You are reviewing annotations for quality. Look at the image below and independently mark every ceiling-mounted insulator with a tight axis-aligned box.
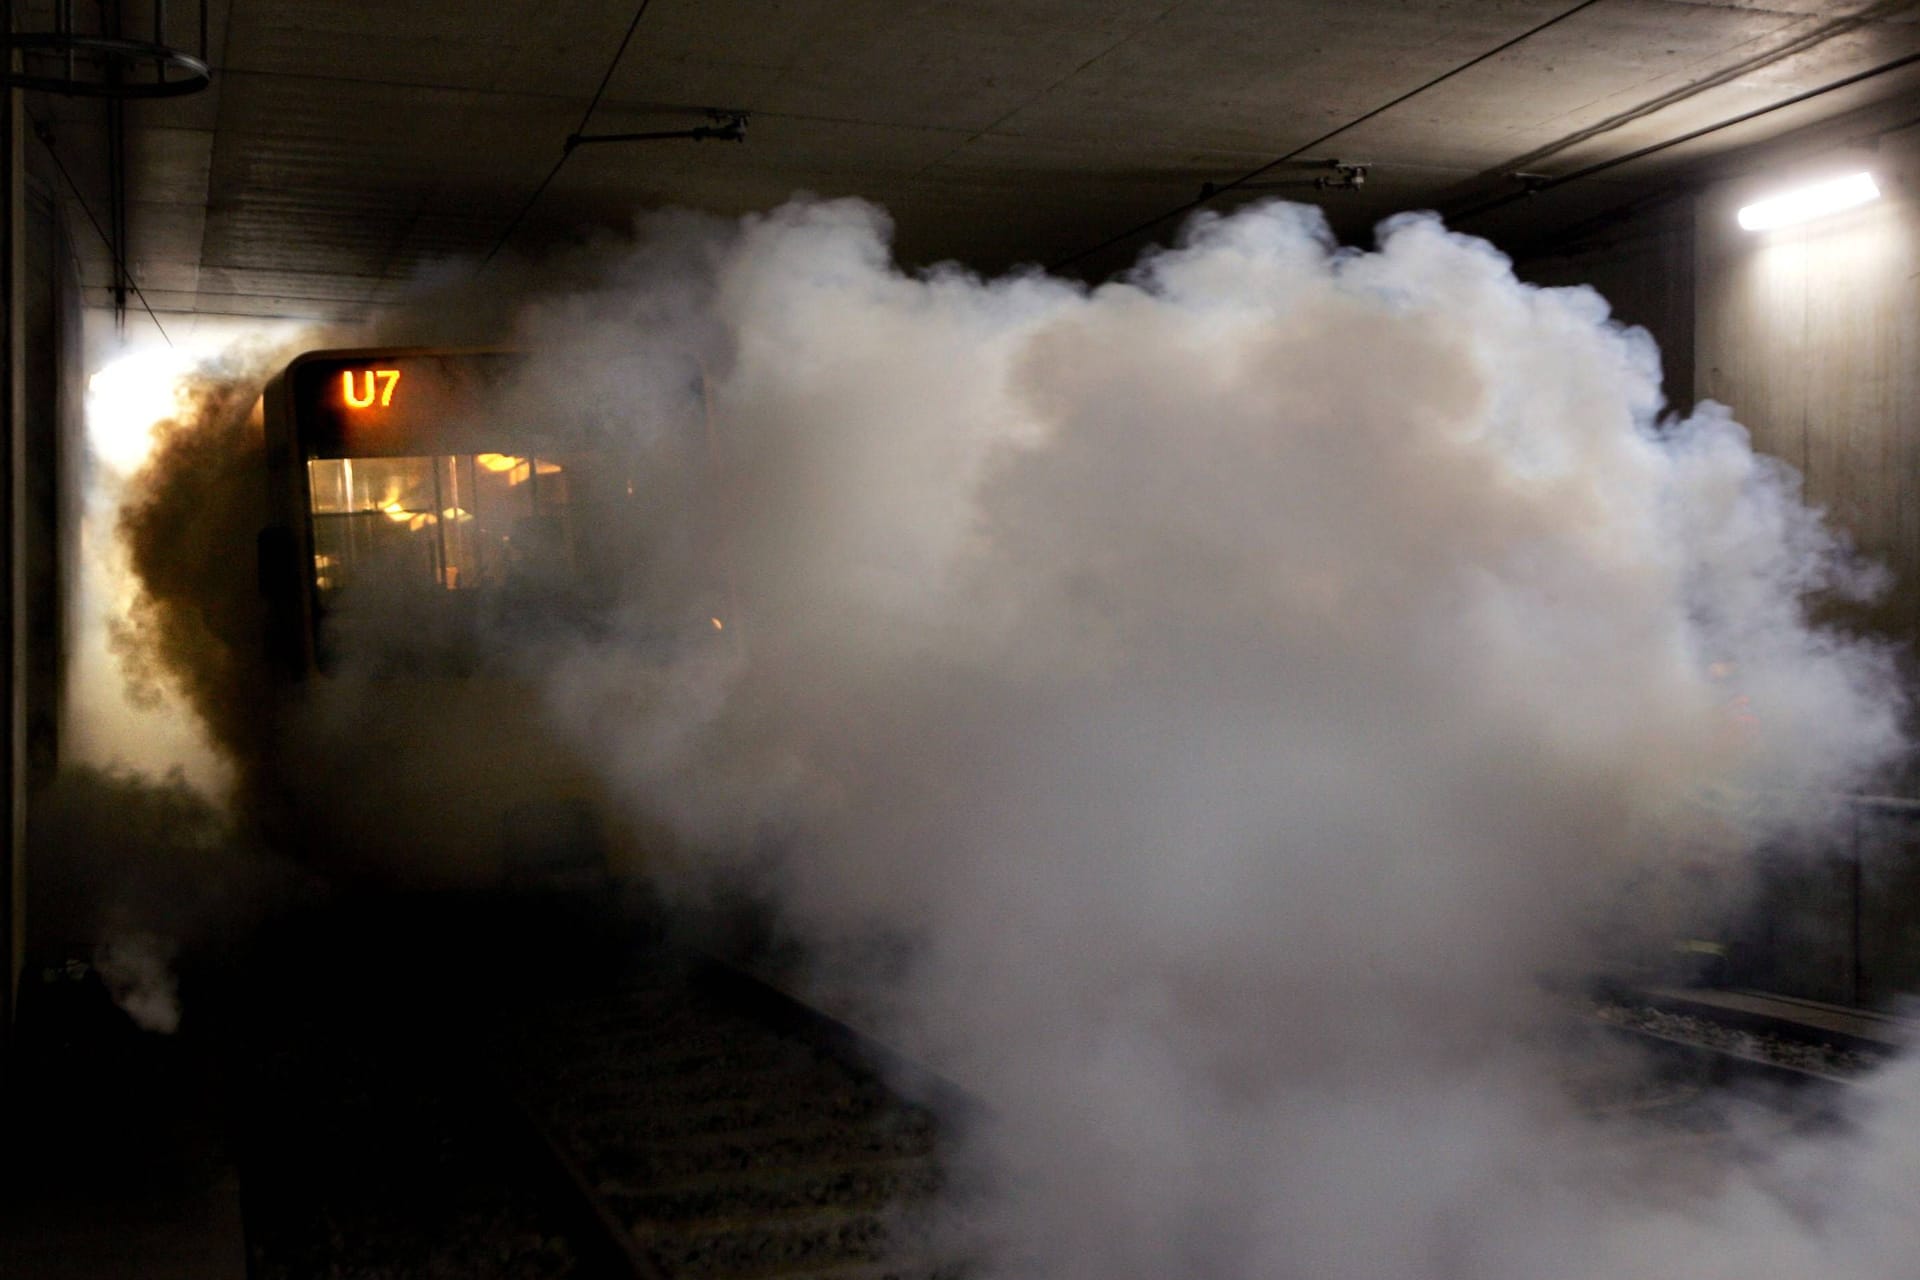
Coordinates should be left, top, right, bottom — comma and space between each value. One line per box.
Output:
1315, 161, 1369, 191
4, 0, 211, 98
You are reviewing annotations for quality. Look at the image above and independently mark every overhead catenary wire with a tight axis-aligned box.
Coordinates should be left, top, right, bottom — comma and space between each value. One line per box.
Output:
1452, 45, 1920, 223
28, 111, 170, 345
1490, 0, 1920, 182
1049, 0, 1610, 272
481, 0, 656, 267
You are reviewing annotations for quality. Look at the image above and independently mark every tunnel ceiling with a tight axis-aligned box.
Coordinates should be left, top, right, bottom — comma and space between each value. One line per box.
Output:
28, 0, 1920, 322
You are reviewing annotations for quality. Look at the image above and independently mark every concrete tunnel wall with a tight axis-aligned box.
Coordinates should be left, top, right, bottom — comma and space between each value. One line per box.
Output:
1697, 133, 1920, 653
1694, 135, 1920, 1005
1525, 137, 1920, 1004
1523, 136, 1920, 697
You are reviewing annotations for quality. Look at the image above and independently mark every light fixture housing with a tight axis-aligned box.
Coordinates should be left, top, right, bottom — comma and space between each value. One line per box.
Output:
1738, 172, 1880, 231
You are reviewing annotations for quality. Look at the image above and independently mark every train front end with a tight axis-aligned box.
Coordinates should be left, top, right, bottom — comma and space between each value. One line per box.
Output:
256, 348, 680, 889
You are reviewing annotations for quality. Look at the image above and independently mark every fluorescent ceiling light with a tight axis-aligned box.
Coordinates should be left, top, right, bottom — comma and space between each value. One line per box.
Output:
1738, 172, 1880, 231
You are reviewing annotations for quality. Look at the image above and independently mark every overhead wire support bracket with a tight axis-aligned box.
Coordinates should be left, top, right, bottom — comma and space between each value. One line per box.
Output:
566, 112, 747, 154
1198, 159, 1369, 201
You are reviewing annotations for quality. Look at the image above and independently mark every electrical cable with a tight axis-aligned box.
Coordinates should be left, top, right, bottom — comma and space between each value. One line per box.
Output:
1453, 46, 1920, 223
1050, 0, 1609, 272
28, 111, 170, 345
482, 0, 655, 267
1493, 0, 1919, 181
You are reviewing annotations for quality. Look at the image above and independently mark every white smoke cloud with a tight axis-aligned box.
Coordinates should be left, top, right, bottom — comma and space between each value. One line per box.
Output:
496, 197, 1907, 1277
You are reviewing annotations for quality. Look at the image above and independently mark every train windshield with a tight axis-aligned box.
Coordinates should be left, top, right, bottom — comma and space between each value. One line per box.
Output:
307, 452, 575, 598
303, 446, 594, 671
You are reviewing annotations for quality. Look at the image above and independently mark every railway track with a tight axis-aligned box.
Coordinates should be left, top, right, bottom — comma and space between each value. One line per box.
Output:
1592, 988, 1887, 1095
223, 900, 972, 1280
228, 941, 601, 1279
504, 953, 972, 1280
1561, 986, 1880, 1156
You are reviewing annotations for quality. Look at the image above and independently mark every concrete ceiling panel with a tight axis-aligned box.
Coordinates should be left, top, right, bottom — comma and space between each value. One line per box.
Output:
220, 0, 581, 89
126, 126, 216, 201
63, 0, 1920, 318
126, 199, 209, 260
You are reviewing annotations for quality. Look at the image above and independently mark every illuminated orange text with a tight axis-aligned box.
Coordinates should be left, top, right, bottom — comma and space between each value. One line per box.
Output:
342, 368, 401, 409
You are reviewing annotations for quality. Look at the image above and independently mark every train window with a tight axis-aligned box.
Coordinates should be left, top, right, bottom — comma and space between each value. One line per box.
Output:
307, 451, 576, 601
305, 451, 587, 671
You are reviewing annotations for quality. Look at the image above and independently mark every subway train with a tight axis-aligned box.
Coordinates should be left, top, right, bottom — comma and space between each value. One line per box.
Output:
253, 347, 717, 889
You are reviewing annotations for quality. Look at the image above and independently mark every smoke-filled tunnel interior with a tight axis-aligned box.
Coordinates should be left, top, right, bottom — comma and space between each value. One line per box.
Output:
9, 4, 1920, 1278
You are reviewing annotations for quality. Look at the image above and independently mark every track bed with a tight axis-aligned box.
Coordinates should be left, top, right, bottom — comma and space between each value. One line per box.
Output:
217, 898, 969, 1280
508, 958, 969, 1280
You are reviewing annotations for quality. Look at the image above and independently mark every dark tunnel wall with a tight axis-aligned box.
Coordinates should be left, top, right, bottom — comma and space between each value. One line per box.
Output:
3, 117, 83, 1074
26, 171, 78, 799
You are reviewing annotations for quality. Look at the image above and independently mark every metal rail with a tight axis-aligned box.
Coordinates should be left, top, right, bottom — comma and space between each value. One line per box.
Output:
510, 949, 972, 1280
510, 1096, 671, 1280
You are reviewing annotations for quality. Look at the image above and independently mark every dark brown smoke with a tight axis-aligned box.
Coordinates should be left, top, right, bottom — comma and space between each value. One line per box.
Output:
110, 346, 297, 830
